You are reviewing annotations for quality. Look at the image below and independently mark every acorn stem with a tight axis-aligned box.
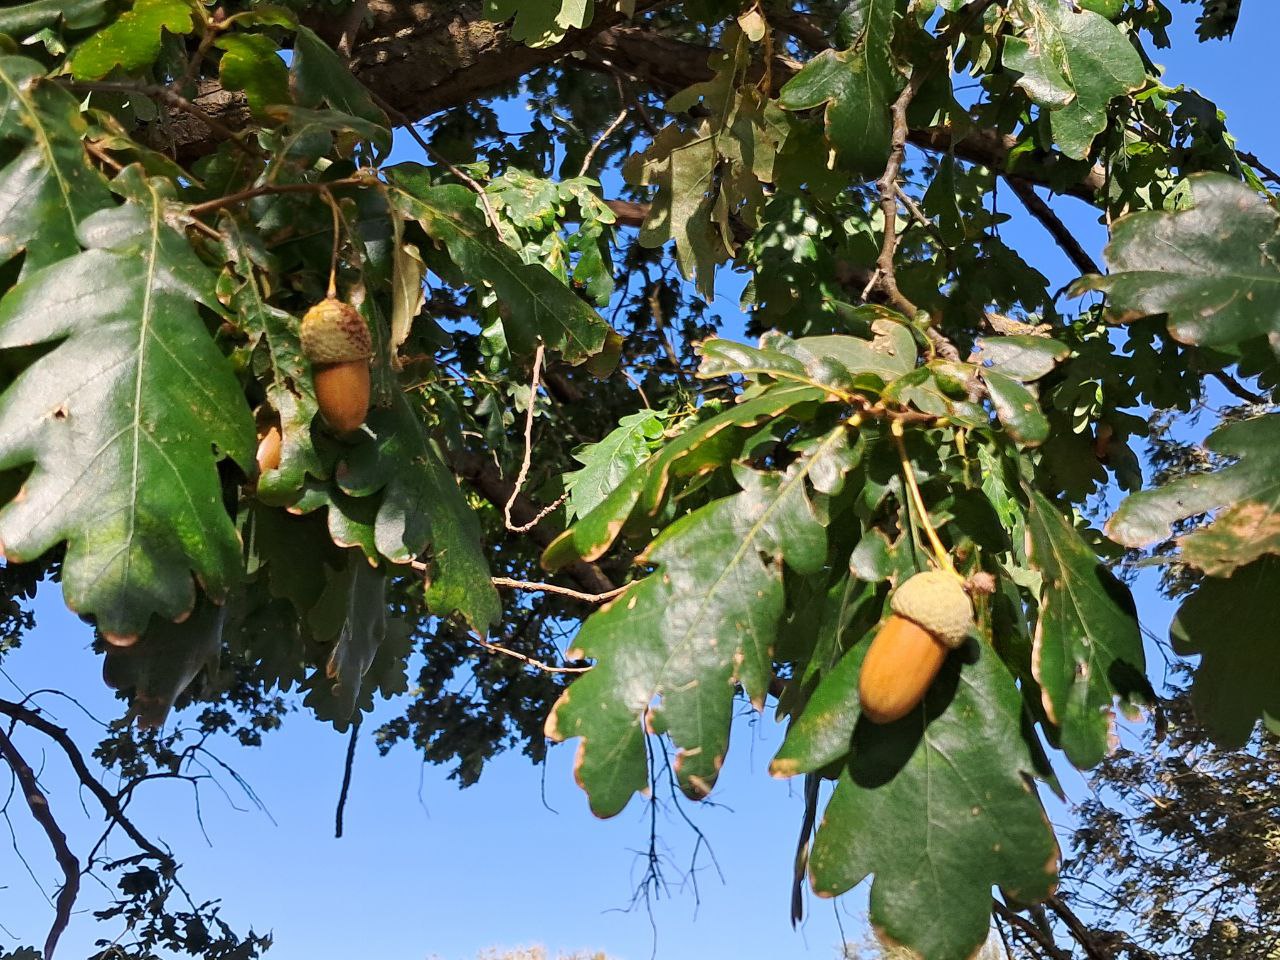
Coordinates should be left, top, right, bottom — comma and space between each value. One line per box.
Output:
891, 419, 955, 574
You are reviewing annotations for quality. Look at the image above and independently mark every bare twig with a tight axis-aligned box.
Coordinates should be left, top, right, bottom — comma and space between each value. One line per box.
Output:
1238, 149, 1280, 187
0, 725, 78, 959
1046, 894, 1116, 960
992, 901, 1071, 960
874, 76, 923, 319
472, 637, 593, 675
578, 106, 630, 178
1006, 176, 1102, 276
504, 344, 568, 534
0, 700, 172, 865
334, 719, 360, 839
492, 576, 629, 604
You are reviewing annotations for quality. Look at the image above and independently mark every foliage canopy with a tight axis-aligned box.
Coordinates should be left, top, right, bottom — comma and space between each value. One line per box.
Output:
0, 0, 1273, 958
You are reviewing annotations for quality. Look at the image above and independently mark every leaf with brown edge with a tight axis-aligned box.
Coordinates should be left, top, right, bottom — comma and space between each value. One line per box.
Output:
546, 430, 844, 816
807, 643, 1059, 960
1026, 489, 1149, 769
0, 167, 255, 641
1108, 414, 1280, 578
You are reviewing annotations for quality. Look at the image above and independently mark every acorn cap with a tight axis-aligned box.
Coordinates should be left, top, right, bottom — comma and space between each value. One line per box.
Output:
890, 570, 974, 648
300, 298, 372, 364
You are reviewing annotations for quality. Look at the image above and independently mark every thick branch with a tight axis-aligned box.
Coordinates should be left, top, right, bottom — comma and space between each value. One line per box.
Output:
993, 902, 1071, 960
0, 724, 79, 959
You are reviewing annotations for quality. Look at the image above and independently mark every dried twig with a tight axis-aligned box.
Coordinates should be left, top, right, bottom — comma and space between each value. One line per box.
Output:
491, 576, 628, 604
0, 700, 172, 864
504, 344, 568, 534
578, 106, 630, 178
470, 636, 593, 675
0, 725, 78, 959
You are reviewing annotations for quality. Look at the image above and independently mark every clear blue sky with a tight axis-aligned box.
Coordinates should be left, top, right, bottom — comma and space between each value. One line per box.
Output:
1, 6, 1274, 958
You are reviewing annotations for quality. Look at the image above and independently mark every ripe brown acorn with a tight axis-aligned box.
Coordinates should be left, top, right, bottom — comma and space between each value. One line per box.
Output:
859, 571, 975, 724
300, 298, 372, 432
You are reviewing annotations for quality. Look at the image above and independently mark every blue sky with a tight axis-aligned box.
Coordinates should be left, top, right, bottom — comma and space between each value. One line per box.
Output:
1, 5, 1276, 958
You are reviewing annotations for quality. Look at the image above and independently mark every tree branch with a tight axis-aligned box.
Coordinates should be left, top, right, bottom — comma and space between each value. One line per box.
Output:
1006, 176, 1102, 277
447, 450, 618, 596
0, 724, 79, 959
992, 901, 1071, 960
0, 699, 173, 865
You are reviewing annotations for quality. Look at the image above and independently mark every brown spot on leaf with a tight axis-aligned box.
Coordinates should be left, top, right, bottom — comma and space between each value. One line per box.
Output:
103, 631, 141, 648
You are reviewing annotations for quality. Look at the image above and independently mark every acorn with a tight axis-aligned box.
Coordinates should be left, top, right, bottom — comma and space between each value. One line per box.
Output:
256, 423, 283, 474
300, 298, 372, 432
858, 570, 975, 724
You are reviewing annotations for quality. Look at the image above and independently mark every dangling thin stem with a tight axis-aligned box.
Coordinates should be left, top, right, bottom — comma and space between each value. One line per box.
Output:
323, 188, 342, 299
892, 419, 954, 574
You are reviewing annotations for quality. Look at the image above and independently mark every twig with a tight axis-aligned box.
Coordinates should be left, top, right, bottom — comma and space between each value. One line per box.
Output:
1238, 149, 1280, 187
504, 344, 565, 534
578, 107, 630, 178
491, 576, 628, 604
1209, 369, 1269, 405
186, 177, 365, 217
1006, 176, 1102, 276
0, 725, 78, 959
1046, 894, 1115, 960
875, 78, 928, 319
0, 699, 172, 864
334, 719, 360, 839
472, 637, 593, 675
992, 901, 1071, 960
368, 91, 507, 238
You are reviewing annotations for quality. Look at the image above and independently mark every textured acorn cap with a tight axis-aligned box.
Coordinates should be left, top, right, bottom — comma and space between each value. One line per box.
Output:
300, 298, 372, 364
890, 570, 974, 648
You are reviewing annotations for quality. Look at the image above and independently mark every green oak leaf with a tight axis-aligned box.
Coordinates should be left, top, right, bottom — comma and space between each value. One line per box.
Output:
1171, 557, 1280, 747
302, 553, 388, 729
1107, 414, 1280, 577
770, 637, 864, 779
216, 33, 291, 117
222, 226, 323, 504
69, 0, 196, 79
1003, 0, 1146, 159
778, 0, 897, 173
983, 370, 1050, 446
290, 26, 388, 135
0, 167, 256, 642
483, 0, 593, 47
1080, 174, 1280, 350
565, 409, 666, 520
338, 393, 499, 631
103, 595, 226, 727
807, 644, 1059, 960
972, 334, 1070, 381
1025, 490, 1148, 768
547, 430, 845, 815
542, 383, 824, 567
0, 55, 112, 275
387, 168, 615, 365
0, 0, 112, 39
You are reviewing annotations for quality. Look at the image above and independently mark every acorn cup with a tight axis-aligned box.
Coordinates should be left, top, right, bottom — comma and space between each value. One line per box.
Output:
300, 298, 372, 433
858, 570, 975, 724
